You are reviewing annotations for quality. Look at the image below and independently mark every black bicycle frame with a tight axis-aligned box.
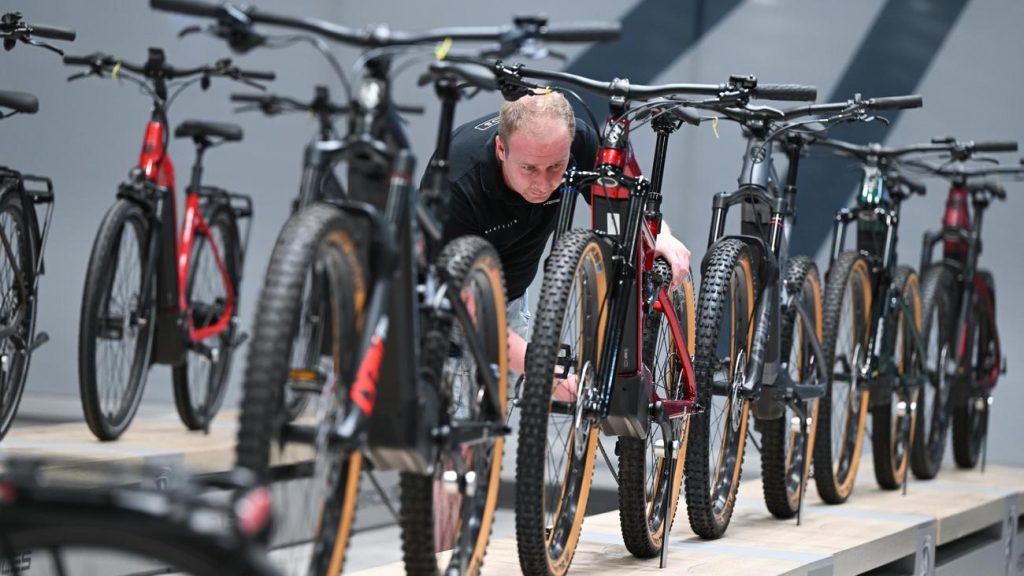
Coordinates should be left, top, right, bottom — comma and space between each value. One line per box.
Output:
554, 107, 697, 440
282, 56, 505, 475
828, 165, 928, 404
705, 132, 829, 420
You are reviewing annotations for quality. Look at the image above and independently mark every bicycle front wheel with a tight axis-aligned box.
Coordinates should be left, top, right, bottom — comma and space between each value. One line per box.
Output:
872, 266, 921, 490
236, 203, 365, 576
173, 201, 241, 430
814, 251, 871, 504
78, 199, 155, 441
516, 229, 607, 576
911, 264, 955, 479
400, 235, 508, 576
0, 190, 37, 440
760, 256, 822, 519
685, 238, 755, 539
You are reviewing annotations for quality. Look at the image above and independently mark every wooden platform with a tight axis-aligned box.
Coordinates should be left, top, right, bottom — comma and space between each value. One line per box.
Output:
4, 412, 1023, 575
358, 462, 1024, 576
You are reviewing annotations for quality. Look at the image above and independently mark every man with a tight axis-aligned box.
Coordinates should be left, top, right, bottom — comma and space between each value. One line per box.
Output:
434, 91, 691, 395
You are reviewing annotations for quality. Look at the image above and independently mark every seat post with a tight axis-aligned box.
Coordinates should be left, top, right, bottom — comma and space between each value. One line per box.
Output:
188, 137, 209, 194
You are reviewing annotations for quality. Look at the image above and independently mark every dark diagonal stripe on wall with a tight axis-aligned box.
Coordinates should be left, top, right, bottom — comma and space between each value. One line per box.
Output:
565, 0, 742, 115
790, 0, 971, 257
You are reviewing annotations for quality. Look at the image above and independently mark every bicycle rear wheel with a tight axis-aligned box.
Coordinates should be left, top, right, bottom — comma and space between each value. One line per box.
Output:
685, 238, 755, 539
516, 229, 606, 576
400, 235, 508, 576
872, 266, 921, 489
173, 201, 241, 430
0, 190, 37, 440
814, 251, 871, 504
617, 262, 694, 558
236, 203, 365, 575
952, 272, 997, 468
78, 199, 155, 441
760, 256, 822, 519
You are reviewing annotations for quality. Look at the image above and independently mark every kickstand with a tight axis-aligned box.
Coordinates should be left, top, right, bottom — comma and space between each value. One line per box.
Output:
981, 398, 991, 474
796, 407, 808, 527
660, 434, 677, 569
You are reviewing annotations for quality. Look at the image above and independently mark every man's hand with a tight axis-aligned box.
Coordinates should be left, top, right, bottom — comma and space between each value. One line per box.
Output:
654, 222, 691, 290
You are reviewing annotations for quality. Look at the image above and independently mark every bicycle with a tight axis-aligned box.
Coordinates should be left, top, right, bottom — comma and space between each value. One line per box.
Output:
447, 63, 822, 571
805, 137, 993, 496
910, 146, 1023, 473
66, 48, 274, 440
0, 12, 75, 441
0, 456, 280, 576
677, 89, 922, 538
227, 86, 423, 423
151, 1, 617, 574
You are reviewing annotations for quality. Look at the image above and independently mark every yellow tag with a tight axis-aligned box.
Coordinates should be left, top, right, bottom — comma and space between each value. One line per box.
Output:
111, 61, 122, 80
711, 116, 720, 139
434, 37, 452, 61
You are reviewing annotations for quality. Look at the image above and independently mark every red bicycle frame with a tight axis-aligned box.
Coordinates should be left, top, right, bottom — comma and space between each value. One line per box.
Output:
138, 117, 236, 347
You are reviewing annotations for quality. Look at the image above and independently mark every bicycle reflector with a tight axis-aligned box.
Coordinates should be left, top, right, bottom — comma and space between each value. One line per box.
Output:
235, 486, 273, 537
0, 482, 15, 503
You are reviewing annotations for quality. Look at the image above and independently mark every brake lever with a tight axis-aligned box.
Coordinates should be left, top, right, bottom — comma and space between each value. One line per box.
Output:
178, 25, 203, 38
972, 155, 1000, 165
22, 37, 64, 57
238, 77, 269, 91
66, 71, 90, 82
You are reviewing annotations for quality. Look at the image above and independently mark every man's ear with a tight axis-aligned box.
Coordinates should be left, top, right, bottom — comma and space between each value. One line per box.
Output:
495, 135, 507, 162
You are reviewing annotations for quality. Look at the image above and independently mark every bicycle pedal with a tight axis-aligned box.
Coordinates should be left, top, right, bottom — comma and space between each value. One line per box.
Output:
288, 369, 325, 392
651, 399, 697, 420
28, 331, 49, 353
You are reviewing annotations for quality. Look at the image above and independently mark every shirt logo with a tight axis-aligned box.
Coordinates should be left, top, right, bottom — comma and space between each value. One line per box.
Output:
474, 116, 500, 131
483, 218, 518, 235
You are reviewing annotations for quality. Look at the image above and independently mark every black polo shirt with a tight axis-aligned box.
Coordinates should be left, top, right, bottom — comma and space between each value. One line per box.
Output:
434, 113, 599, 301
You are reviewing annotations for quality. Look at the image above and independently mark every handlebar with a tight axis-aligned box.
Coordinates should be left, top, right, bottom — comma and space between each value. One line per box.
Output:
64, 51, 275, 81
151, 0, 620, 48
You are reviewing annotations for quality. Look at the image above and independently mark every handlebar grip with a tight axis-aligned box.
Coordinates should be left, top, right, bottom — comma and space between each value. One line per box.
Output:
149, 0, 223, 18
30, 24, 77, 42
540, 21, 621, 43
239, 69, 276, 81
428, 63, 498, 92
868, 95, 923, 110
229, 93, 271, 103
63, 53, 98, 66
972, 140, 1018, 153
752, 84, 817, 102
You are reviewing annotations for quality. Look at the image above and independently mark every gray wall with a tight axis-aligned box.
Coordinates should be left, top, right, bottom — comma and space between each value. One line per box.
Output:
3, 0, 1023, 466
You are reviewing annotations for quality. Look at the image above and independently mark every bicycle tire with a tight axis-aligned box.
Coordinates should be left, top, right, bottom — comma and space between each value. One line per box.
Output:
399, 235, 508, 576
911, 264, 955, 479
78, 199, 155, 441
235, 203, 365, 575
0, 190, 37, 440
760, 256, 822, 519
813, 251, 871, 504
515, 228, 606, 576
617, 262, 694, 558
684, 238, 755, 539
173, 201, 241, 430
952, 271, 996, 468
871, 265, 921, 490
